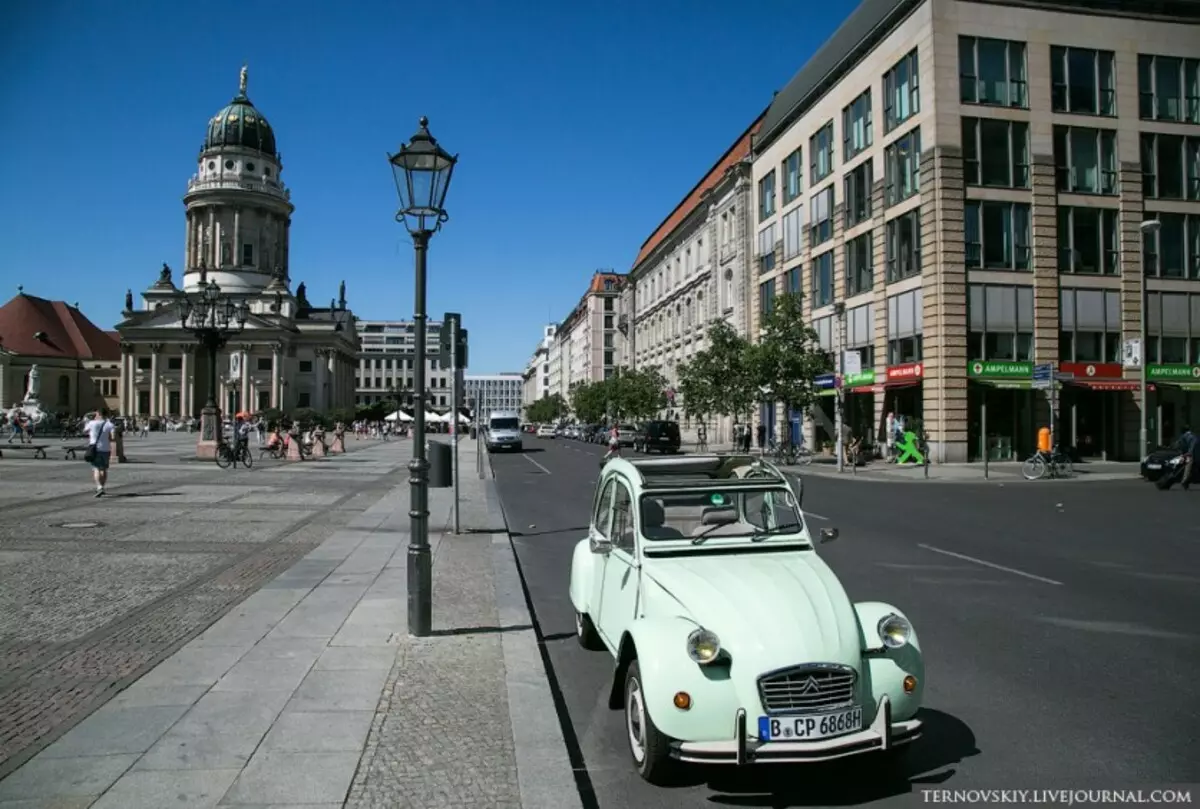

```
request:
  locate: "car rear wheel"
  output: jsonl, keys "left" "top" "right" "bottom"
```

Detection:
{"left": 625, "top": 659, "right": 676, "bottom": 784}
{"left": 575, "top": 611, "right": 603, "bottom": 650}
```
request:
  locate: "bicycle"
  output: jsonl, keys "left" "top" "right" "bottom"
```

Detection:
{"left": 216, "top": 440, "right": 253, "bottom": 470}
{"left": 1021, "top": 445, "right": 1072, "bottom": 480}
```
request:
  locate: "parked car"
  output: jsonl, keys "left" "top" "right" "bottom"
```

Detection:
{"left": 616, "top": 424, "right": 640, "bottom": 448}
{"left": 537, "top": 425, "right": 557, "bottom": 438}
{"left": 635, "top": 420, "right": 681, "bottom": 454}
{"left": 568, "top": 454, "right": 923, "bottom": 783}
{"left": 1142, "top": 445, "right": 1183, "bottom": 481}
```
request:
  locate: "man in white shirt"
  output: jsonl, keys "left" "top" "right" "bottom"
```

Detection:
{"left": 83, "top": 408, "right": 116, "bottom": 497}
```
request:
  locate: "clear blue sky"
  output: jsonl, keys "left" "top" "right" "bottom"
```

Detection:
{"left": 0, "top": 0, "right": 845, "bottom": 374}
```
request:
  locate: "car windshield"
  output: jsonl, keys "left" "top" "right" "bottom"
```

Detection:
{"left": 639, "top": 487, "right": 806, "bottom": 543}
{"left": 618, "top": 424, "right": 638, "bottom": 432}
{"left": 490, "top": 418, "right": 519, "bottom": 430}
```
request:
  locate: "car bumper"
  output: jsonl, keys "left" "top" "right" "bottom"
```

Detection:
{"left": 671, "top": 695, "right": 921, "bottom": 766}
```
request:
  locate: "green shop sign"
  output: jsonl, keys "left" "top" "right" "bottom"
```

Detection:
{"left": 968, "top": 361, "right": 1033, "bottom": 378}
{"left": 844, "top": 369, "right": 876, "bottom": 387}
{"left": 1147, "top": 364, "right": 1200, "bottom": 381}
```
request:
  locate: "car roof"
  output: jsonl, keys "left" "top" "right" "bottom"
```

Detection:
{"left": 601, "top": 454, "right": 789, "bottom": 492}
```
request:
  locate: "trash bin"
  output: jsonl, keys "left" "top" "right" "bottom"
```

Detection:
{"left": 469, "top": 426, "right": 477, "bottom": 439}
{"left": 427, "top": 440, "right": 452, "bottom": 488}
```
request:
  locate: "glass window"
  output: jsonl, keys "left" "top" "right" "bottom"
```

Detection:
{"left": 812, "top": 250, "right": 834, "bottom": 308}
{"left": 965, "top": 202, "right": 1031, "bottom": 271}
{"left": 758, "top": 171, "right": 776, "bottom": 220}
{"left": 884, "top": 127, "right": 921, "bottom": 206}
{"left": 757, "top": 224, "right": 777, "bottom": 275}
{"left": 886, "top": 288, "right": 923, "bottom": 364}
{"left": 1144, "top": 212, "right": 1200, "bottom": 280}
{"left": 883, "top": 49, "right": 920, "bottom": 132}
{"left": 844, "top": 161, "right": 873, "bottom": 227}
{"left": 1139, "top": 54, "right": 1200, "bottom": 124}
{"left": 810, "top": 122, "right": 834, "bottom": 184}
{"left": 1057, "top": 207, "right": 1119, "bottom": 275}
{"left": 967, "top": 284, "right": 1034, "bottom": 361}
{"left": 842, "top": 89, "right": 873, "bottom": 161}
{"left": 611, "top": 484, "right": 635, "bottom": 554}
{"left": 1141, "top": 133, "right": 1200, "bottom": 201}
{"left": 959, "top": 37, "right": 1028, "bottom": 108}
{"left": 785, "top": 267, "right": 802, "bottom": 296}
{"left": 1059, "top": 289, "right": 1121, "bottom": 363}
{"left": 1145, "top": 292, "right": 1200, "bottom": 363}
{"left": 759, "top": 279, "right": 776, "bottom": 322}
{"left": 885, "top": 208, "right": 921, "bottom": 283}
{"left": 963, "top": 118, "right": 1029, "bottom": 188}
{"left": 1053, "top": 126, "right": 1117, "bottom": 195}
{"left": 782, "top": 149, "right": 802, "bottom": 205}
{"left": 845, "top": 232, "right": 873, "bottom": 297}
{"left": 809, "top": 187, "right": 834, "bottom": 246}
{"left": 592, "top": 480, "right": 614, "bottom": 536}
{"left": 782, "top": 207, "right": 803, "bottom": 260}
{"left": 1051, "top": 46, "right": 1116, "bottom": 116}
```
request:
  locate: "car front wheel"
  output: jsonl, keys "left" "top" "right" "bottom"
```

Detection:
{"left": 575, "top": 611, "right": 603, "bottom": 650}
{"left": 625, "top": 659, "right": 676, "bottom": 784}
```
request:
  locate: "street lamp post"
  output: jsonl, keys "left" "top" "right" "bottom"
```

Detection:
{"left": 176, "top": 273, "right": 249, "bottom": 458}
{"left": 389, "top": 116, "right": 458, "bottom": 638}
{"left": 1139, "top": 218, "right": 1162, "bottom": 456}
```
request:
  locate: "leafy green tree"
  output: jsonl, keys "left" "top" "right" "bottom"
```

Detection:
{"left": 570, "top": 381, "right": 608, "bottom": 424}
{"left": 526, "top": 393, "right": 567, "bottom": 423}
{"left": 755, "top": 292, "right": 830, "bottom": 416}
{"left": 676, "top": 321, "right": 760, "bottom": 420}
{"left": 609, "top": 367, "right": 668, "bottom": 421}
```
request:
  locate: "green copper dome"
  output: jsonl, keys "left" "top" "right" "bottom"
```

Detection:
{"left": 202, "top": 66, "right": 277, "bottom": 157}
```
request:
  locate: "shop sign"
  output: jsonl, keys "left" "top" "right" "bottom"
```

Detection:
{"left": 886, "top": 363, "right": 924, "bottom": 382}
{"left": 1059, "top": 362, "right": 1123, "bottom": 379}
{"left": 844, "top": 369, "right": 876, "bottom": 388}
{"left": 968, "top": 360, "right": 1032, "bottom": 378}
{"left": 1147, "top": 364, "right": 1200, "bottom": 381}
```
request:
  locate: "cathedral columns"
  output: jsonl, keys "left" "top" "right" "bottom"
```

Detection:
{"left": 271, "top": 344, "right": 282, "bottom": 409}
{"left": 207, "top": 208, "right": 216, "bottom": 267}
{"left": 233, "top": 207, "right": 242, "bottom": 268}
{"left": 149, "top": 343, "right": 162, "bottom": 418}
{"left": 283, "top": 218, "right": 291, "bottom": 272}
{"left": 181, "top": 344, "right": 193, "bottom": 418}
{"left": 239, "top": 344, "right": 251, "bottom": 413}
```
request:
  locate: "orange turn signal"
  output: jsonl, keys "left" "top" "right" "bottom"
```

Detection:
{"left": 903, "top": 675, "right": 918, "bottom": 694}
{"left": 673, "top": 691, "right": 692, "bottom": 710}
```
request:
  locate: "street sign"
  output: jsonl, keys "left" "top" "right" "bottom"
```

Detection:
{"left": 841, "top": 351, "right": 862, "bottom": 376}
{"left": 1032, "top": 363, "right": 1052, "bottom": 390}
{"left": 814, "top": 373, "right": 836, "bottom": 389}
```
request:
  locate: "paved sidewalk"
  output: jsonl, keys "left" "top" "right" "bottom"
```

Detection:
{"left": 0, "top": 436, "right": 579, "bottom": 809}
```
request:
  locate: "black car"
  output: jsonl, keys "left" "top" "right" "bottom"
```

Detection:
{"left": 636, "top": 420, "right": 681, "bottom": 454}
{"left": 1142, "top": 446, "right": 1183, "bottom": 481}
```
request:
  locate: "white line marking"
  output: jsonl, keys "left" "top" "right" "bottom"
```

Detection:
{"left": 804, "top": 511, "right": 830, "bottom": 521}
{"left": 917, "top": 544, "right": 1063, "bottom": 586}
{"left": 522, "top": 454, "right": 552, "bottom": 475}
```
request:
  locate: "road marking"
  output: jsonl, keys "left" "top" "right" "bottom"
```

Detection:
{"left": 804, "top": 511, "right": 830, "bottom": 521}
{"left": 917, "top": 544, "right": 1063, "bottom": 586}
{"left": 522, "top": 454, "right": 552, "bottom": 475}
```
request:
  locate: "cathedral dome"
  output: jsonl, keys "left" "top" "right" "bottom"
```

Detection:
{"left": 202, "top": 66, "right": 277, "bottom": 157}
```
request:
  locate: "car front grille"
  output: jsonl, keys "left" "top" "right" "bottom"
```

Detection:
{"left": 757, "top": 664, "right": 857, "bottom": 715}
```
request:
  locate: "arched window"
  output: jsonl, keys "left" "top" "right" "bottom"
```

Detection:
{"left": 57, "top": 375, "right": 70, "bottom": 407}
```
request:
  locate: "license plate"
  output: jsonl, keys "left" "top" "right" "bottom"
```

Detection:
{"left": 1147, "top": 463, "right": 1162, "bottom": 470}
{"left": 758, "top": 708, "right": 863, "bottom": 742}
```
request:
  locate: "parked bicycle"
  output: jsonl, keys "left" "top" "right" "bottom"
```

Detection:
{"left": 767, "top": 438, "right": 813, "bottom": 467}
{"left": 1021, "top": 445, "right": 1072, "bottom": 480}
{"left": 215, "top": 440, "right": 253, "bottom": 470}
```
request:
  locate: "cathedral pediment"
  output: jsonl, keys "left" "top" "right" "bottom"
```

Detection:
{"left": 116, "top": 305, "right": 286, "bottom": 334}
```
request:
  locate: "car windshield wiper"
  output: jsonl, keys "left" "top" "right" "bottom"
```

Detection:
{"left": 750, "top": 523, "right": 804, "bottom": 542}
{"left": 690, "top": 523, "right": 725, "bottom": 545}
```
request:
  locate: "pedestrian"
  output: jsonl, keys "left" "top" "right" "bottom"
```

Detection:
{"left": 83, "top": 408, "right": 116, "bottom": 497}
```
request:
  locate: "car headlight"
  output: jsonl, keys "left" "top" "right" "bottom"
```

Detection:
{"left": 877, "top": 614, "right": 912, "bottom": 649}
{"left": 1168, "top": 455, "right": 1184, "bottom": 466}
{"left": 686, "top": 628, "right": 721, "bottom": 664}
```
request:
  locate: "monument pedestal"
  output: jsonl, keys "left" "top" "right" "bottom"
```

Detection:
{"left": 196, "top": 406, "right": 223, "bottom": 459}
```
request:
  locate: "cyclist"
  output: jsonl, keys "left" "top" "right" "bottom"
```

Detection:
{"left": 234, "top": 415, "right": 251, "bottom": 455}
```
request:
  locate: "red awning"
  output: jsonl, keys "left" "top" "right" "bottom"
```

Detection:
{"left": 884, "top": 379, "right": 921, "bottom": 389}
{"left": 1069, "top": 379, "right": 1138, "bottom": 391}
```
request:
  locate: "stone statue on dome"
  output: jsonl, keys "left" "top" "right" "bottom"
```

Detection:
{"left": 296, "top": 282, "right": 309, "bottom": 309}
{"left": 160, "top": 262, "right": 172, "bottom": 284}
{"left": 125, "top": 289, "right": 134, "bottom": 312}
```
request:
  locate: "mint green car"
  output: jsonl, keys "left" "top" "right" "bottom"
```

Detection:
{"left": 568, "top": 454, "right": 924, "bottom": 784}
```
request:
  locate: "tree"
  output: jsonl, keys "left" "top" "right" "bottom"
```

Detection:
{"left": 609, "top": 367, "right": 667, "bottom": 421}
{"left": 570, "top": 381, "right": 607, "bottom": 424}
{"left": 526, "top": 393, "right": 568, "bottom": 423}
{"left": 675, "top": 321, "right": 760, "bottom": 420}
{"left": 755, "top": 292, "right": 831, "bottom": 415}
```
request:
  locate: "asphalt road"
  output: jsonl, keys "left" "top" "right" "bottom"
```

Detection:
{"left": 491, "top": 437, "right": 1200, "bottom": 808}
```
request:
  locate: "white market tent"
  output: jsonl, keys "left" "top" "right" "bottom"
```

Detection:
{"left": 384, "top": 410, "right": 413, "bottom": 422}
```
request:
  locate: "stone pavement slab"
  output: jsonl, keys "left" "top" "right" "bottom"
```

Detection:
{"left": 0, "top": 434, "right": 580, "bottom": 809}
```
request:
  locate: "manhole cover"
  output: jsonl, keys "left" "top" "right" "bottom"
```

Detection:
{"left": 59, "top": 521, "right": 103, "bottom": 529}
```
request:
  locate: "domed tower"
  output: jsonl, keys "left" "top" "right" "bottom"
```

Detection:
{"left": 182, "top": 65, "right": 294, "bottom": 294}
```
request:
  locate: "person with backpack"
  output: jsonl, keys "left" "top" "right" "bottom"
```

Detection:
{"left": 83, "top": 408, "right": 116, "bottom": 497}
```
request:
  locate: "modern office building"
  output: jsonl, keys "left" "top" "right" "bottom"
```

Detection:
{"left": 465, "top": 374, "right": 524, "bottom": 414}
{"left": 617, "top": 113, "right": 764, "bottom": 445}
{"left": 354, "top": 319, "right": 462, "bottom": 408}
{"left": 750, "top": 0, "right": 1199, "bottom": 462}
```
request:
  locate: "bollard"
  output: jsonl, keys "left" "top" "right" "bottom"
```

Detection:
{"left": 114, "top": 426, "right": 127, "bottom": 464}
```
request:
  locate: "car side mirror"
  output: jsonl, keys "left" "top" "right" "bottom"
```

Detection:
{"left": 590, "top": 535, "right": 613, "bottom": 555}
{"left": 819, "top": 527, "right": 839, "bottom": 544}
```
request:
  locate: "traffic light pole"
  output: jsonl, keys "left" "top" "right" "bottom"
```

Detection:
{"left": 450, "top": 316, "right": 461, "bottom": 535}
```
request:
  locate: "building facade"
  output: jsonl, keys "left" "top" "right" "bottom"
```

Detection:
{"left": 617, "top": 114, "right": 763, "bottom": 445}
{"left": 0, "top": 293, "right": 122, "bottom": 416}
{"left": 553, "top": 272, "right": 626, "bottom": 407}
{"left": 521, "top": 324, "right": 557, "bottom": 412}
{"left": 116, "top": 67, "right": 358, "bottom": 419}
{"left": 465, "top": 374, "right": 524, "bottom": 414}
{"left": 751, "top": 0, "right": 1200, "bottom": 462}
{"left": 355, "top": 319, "right": 461, "bottom": 408}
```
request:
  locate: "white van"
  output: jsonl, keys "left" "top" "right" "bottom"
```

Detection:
{"left": 486, "top": 411, "right": 523, "bottom": 453}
